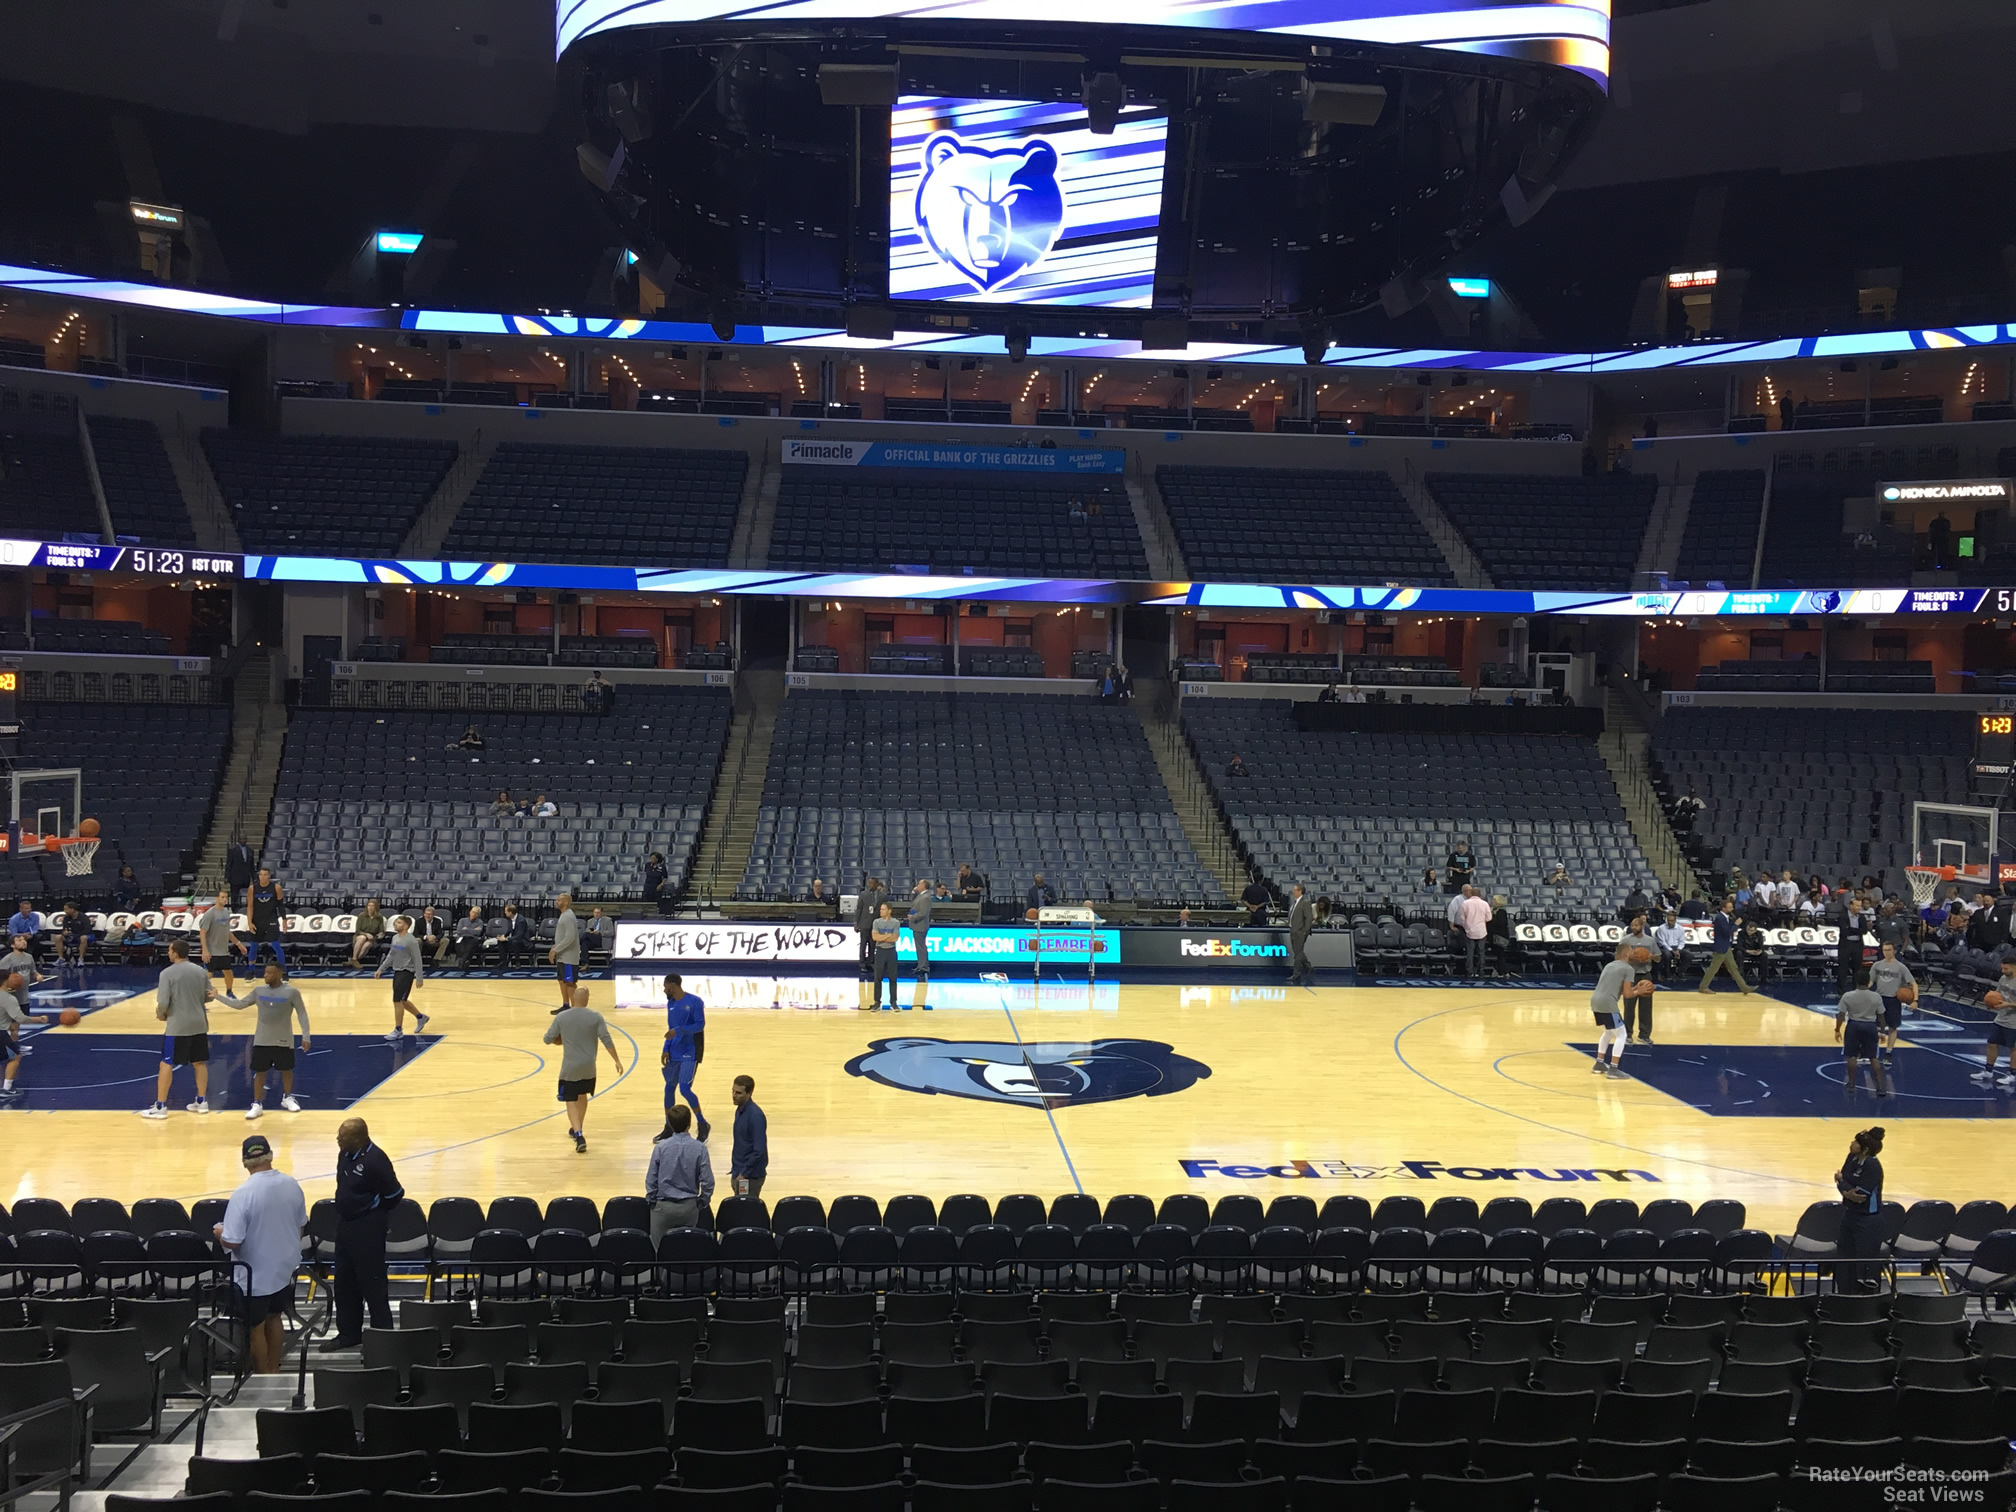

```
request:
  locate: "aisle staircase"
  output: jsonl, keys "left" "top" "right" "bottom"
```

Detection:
{"left": 687, "top": 670, "right": 783, "bottom": 902}
{"left": 731, "top": 445, "right": 780, "bottom": 567}
{"left": 1126, "top": 470, "right": 1187, "bottom": 580}
{"left": 164, "top": 417, "right": 239, "bottom": 552}
{"left": 400, "top": 429, "right": 497, "bottom": 557}
{"left": 1134, "top": 679, "right": 1248, "bottom": 901}
{"left": 1396, "top": 463, "right": 1491, "bottom": 588}
{"left": 195, "top": 648, "right": 288, "bottom": 895}
{"left": 1598, "top": 679, "right": 1698, "bottom": 895}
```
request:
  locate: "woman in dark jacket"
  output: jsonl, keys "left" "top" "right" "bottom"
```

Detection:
{"left": 1833, "top": 1127, "right": 1886, "bottom": 1294}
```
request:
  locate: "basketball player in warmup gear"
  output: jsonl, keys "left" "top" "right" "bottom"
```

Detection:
{"left": 660, "top": 974, "right": 709, "bottom": 1141}
{"left": 374, "top": 917, "right": 429, "bottom": 1042}
{"left": 219, "top": 963, "right": 312, "bottom": 1118}
{"left": 247, "top": 869, "right": 287, "bottom": 968}
{"left": 548, "top": 892, "right": 581, "bottom": 1015}
{"left": 0, "top": 970, "right": 49, "bottom": 1100}
{"left": 1589, "top": 943, "right": 1633, "bottom": 1079}
{"left": 197, "top": 890, "right": 247, "bottom": 996}
{"left": 0, "top": 935, "right": 44, "bottom": 989}
{"left": 1619, "top": 925, "right": 1658, "bottom": 1044}
{"left": 144, "top": 940, "right": 220, "bottom": 1118}
{"left": 544, "top": 984, "right": 620, "bottom": 1153}
{"left": 1973, "top": 958, "right": 2016, "bottom": 1091}
{"left": 1834, "top": 967, "right": 1892, "bottom": 1098}
{"left": 1867, "top": 940, "right": 1916, "bottom": 1067}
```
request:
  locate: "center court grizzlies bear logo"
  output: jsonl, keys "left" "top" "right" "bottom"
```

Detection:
{"left": 846, "top": 1037, "right": 1209, "bottom": 1108}
{"left": 915, "top": 131, "right": 1065, "bottom": 294}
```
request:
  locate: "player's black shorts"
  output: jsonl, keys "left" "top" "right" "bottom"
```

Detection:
{"left": 252, "top": 923, "right": 280, "bottom": 941}
{"left": 1592, "top": 1009, "right": 1621, "bottom": 1029}
{"left": 557, "top": 1076, "right": 597, "bottom": 1102}
{"left": 163, "top": 1033, "right": 210, "bottom": 1066}
{"left": 391, "top": 970, "right": 415, "bottom": 1001}
{"left": 206, "top": 954, "right": 234, "bottom": 976}
{"left": 237, "top": 1286, "right": 293, "bottom": 1323}
{"left": 250, "top": 1045, "right": 295, "bottom": 1073}
{"left": 1881, "top": 995, "right": 1903, "bottom": 1030}
{"left": 1988, "top": 1022, "right": 2016, "bottom": 1049}
{"left": 556, "top": 961, "right": 580, "bottom": 987}
{"left": 1843, "top": 1021, "right": 1881, "bottom": 1059}
{"left": 1, "top": 1032, "right": 15, "bottom": 1062}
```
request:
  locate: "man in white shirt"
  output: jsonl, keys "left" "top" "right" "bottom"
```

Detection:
{"left": 217, "top": 1134, "right": 307, "bottom": 1373}
{"left": 1774, "top": 871, "right": 1801, "bottom": 917}
{"left": 1653, "top": 912, "right": 1688, "bottom": 979}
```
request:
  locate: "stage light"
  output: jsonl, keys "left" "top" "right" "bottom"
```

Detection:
{"left": 577, "top": 140, "right": 626, "bottom": 191}
{"left": 710, "top": 310, "right": 737, "bottom": 343}
{"left": 1082, "top": 71, "right": 1123, "bottom": 135}
{"left": 819, "top": 63, "right": 899, "bottom": 106}
{"left": 1447, "top": 277, "right": 1490, "bottom": 299}
{"left": 845, "top": 306, "right": 894, "bottom": 341}
{"left": 1301, "top": 331, "right": 1329, "bottom": 366}
{"left": 1302, "top": 80, "right": 1387, "bottom": 126}
{"left": 606, "top": 80, "right": 653, "bottom": 142}
{"left": 1140, "top": 318, "right": 1188, "bottom": 352}
{"left": 375, "top": 231, "right": 424, "bottom": 254}
{"left": 1005, "top": 322, "right": 1031, "bottom": 364}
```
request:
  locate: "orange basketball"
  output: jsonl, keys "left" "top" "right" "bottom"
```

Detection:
{"left": 78, "top": 818, "right": 100, "bottom": 838}
{"left": 1896, "top": 984, "right": 1917, "bottom": 1004}
{"left": 1987, "top": 990, "right": 2006, "bottom": 1011}
{"left": 58, "top": 1008, "right": 80, "bottom": 1027}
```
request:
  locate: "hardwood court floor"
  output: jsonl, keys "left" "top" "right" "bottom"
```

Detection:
{"left": 5, "top": 969, "right": 2009, "bottom": 1233}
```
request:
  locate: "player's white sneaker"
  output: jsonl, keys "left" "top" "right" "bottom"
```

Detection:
{"left": 1970, "top": 1069, "right": 1996, "bottom": 1083}
{"left": 281, "top": 1095, "right": 302, "bottom": 1112}
{"left": 413, "top": 1013, "right": 431, "bottom": 1033}
{"left": 139, "top": 1104, "right": 167, "bottom": 1120}
{"left": 188, "top": 1099, "right": 210, "bottom": 1115}
{"left": 1998, "top": 1075, "right": 2016, "bottom": 1091}
{"left": 244, "top": 1103, "right": 264, "bottom": 1121}
{"left": 384, "top": 1031, "right": 404, "bottom": 1044}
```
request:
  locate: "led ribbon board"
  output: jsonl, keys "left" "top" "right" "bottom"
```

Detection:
{"left": 554, "top": 1, "right": 1615, "bottom": 90}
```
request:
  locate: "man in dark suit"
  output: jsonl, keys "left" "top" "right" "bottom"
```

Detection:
{"left": 225, "top": 838, "right": 257, "bottom": 913}
{"left": 1287, "top": 883, "right": 1315, "bottom": 986}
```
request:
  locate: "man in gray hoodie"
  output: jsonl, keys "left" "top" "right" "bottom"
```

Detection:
{"left": 549, "top": 892, "right": 582, "bottom": 1015}
{"left": 143, "top": 940, "right": 220, "bottom": 1119}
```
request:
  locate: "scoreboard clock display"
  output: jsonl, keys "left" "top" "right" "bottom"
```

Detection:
{"left": 0, "top": 665, "right": 16, "bottom": 759}
{"left": 1978, "top": 713, "right": 2015, "bottom": 774}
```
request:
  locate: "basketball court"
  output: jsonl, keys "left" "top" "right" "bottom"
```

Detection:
{"left": 5, "top": 968, "right": 2010, "bottom": 1235}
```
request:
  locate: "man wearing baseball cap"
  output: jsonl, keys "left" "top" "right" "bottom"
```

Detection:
{"left": 216, "top": 1134, "right": 306, "bottom": 1374}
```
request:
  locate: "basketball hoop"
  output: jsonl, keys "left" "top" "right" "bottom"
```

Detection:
{"left": 1907, "top": 865, "right": 1955, "bottom": 908}
{"left": 48, "top": 836, "right": 100, "bottom": 876}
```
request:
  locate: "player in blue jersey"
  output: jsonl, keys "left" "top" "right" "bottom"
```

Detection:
{"left": 658, "top": 973, "right": 709, "bottom": 1143}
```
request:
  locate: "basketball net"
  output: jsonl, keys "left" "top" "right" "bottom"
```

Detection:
{"left": 1906, "top": 865, "right": 1952, "bottom": 908}
{"left": 48, "top": 836, "right": 100, "bottom": 876}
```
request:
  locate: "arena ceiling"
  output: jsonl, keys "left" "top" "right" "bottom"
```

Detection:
{"left": 4, "top": 0, "right": 2012, "bottom": 180}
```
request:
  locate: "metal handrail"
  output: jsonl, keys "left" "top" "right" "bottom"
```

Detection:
{"left": 287, "top": 1265, "right": 335, "bottom": 1412}
{"left": 0, "top": 1399, "right": 79, "bottom": 1512}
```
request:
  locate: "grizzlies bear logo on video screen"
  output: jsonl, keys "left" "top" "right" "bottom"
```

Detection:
{"left": 845, "top": 1036, "right": 1210, "bottom": 1108}
{"left": 915, "top": 131, "right": 1065, "bottom": 294}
